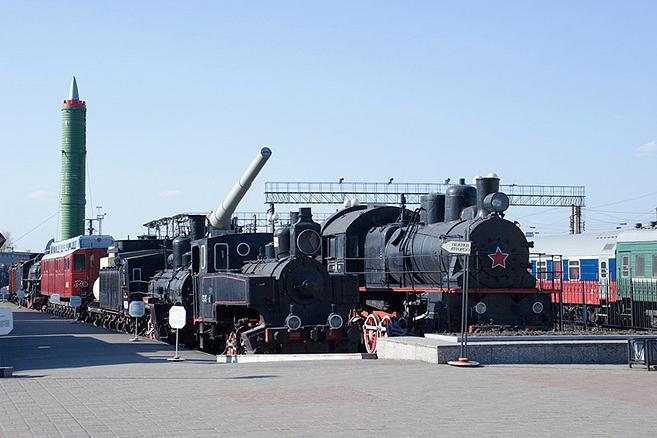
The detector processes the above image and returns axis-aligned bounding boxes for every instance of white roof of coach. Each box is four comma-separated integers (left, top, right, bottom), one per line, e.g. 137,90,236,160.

617,227,657,243
530,231,618,259
46,235,114,255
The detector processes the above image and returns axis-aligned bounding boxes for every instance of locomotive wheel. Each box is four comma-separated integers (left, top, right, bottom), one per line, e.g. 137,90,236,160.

380,315,392,335
362,314,382,354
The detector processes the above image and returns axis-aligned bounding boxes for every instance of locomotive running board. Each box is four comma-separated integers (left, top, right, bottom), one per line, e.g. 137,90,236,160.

217,353,376,364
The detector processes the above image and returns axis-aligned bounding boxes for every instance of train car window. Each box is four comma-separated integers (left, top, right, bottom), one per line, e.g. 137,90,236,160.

236,242,250,257
73,254,86,271
600,261,607,278
652,255,657,278
65,258,70,270
337,235,345,258
132,268,142,282
536,261,547,280
635,255,645,277
201,245,206,270
90,254,95,269
621,255,630,277
553,260,562,279
327,238,336,258
568,260,580,281
348,236,358,258
214,243,229,271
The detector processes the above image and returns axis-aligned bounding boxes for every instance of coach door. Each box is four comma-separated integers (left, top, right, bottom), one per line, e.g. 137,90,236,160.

599,259,609,300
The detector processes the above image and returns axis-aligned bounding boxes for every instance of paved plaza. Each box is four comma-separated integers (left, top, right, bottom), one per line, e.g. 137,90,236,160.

1,302,657,437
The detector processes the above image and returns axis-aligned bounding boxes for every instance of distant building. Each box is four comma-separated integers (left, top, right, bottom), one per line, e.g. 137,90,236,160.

0,251,39,287
0,251,38,267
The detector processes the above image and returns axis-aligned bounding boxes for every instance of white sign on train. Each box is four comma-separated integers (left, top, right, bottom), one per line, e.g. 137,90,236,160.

0,308,13,335
441,241,472,255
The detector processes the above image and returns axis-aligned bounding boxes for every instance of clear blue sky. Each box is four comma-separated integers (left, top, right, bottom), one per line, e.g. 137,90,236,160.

2,1,657,250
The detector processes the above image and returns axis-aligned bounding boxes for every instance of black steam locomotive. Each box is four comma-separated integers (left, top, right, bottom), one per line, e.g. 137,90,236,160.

192,208,360,353
92,208,359,354
322,174,552,353
6,254,42,304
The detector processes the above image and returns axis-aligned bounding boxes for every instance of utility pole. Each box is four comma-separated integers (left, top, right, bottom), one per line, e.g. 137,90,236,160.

569,205,582,235
96,206,107,235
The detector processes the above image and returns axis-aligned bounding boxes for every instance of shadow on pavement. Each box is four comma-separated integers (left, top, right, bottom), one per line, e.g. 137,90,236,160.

0,304,215,372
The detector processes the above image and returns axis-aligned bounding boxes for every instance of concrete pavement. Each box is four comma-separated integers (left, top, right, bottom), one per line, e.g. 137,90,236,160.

2,302,657,437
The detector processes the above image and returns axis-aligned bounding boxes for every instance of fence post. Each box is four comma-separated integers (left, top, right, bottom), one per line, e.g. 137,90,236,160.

559,287,563,331
582,280,587,330
629,272,635,328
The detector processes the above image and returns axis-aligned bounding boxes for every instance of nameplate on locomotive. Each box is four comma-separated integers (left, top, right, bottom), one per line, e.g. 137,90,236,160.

441,241,472,255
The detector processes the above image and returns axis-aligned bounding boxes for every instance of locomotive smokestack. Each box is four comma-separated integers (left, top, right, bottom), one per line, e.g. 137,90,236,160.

475,173,500,217
208,147,272,229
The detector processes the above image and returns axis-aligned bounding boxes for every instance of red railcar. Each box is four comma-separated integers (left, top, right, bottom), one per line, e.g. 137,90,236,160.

40,235,114,301
539,280,618,306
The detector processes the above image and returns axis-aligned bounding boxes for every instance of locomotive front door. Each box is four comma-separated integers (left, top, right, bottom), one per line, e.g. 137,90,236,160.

599,259,609,300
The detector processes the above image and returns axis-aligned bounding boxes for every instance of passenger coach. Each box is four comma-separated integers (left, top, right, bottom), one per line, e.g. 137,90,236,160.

40,235,114,302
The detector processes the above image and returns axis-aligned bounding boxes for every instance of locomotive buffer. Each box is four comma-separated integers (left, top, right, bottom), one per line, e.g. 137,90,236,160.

442,234,480,368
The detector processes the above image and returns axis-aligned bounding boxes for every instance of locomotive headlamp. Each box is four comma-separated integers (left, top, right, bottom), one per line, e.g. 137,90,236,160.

483,192,510,214
285,314,302,330
327,313,344,330
297,229,321,256
474,302,487,315
532,302,544,314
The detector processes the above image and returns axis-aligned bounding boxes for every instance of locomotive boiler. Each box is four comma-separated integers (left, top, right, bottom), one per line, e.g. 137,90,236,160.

322,174,552,353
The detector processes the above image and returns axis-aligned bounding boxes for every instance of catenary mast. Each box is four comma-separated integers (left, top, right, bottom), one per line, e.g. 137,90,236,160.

60,77,86,240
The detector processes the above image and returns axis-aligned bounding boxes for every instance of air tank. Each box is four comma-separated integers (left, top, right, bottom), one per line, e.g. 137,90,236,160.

274,226,291,258
172,236,191,269
208,147,272,230
444,179,476,221
264,242,275,259
420,193,445,224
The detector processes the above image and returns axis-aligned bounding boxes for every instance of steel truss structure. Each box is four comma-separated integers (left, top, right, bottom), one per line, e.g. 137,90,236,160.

264,181,585,208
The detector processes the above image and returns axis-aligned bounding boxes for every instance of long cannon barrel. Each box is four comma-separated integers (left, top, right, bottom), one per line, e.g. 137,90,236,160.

208,147,272,229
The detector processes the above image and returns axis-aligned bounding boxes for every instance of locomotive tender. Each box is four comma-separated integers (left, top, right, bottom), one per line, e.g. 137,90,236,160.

322,174,553,352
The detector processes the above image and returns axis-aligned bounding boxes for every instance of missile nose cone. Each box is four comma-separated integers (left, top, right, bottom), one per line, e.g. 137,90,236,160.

68,76,79,100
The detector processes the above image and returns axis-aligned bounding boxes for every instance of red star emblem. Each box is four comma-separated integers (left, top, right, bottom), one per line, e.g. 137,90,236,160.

488,246,509,269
